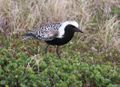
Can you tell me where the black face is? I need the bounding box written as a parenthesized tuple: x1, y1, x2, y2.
(65, 24, 83, 33)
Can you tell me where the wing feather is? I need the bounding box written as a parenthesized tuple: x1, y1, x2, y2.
(25, 23, 61, 41)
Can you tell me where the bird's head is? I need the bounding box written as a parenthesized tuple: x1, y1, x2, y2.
(58, 21, 83, 38)
(64, 21, 83, 33)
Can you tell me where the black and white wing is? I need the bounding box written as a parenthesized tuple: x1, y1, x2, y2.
(23, 23, 61, 41)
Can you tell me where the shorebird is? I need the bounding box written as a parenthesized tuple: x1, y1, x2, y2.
(23, 21, 83, 58)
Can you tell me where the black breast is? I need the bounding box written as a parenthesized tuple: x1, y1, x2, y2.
(46, 25, 75, 46)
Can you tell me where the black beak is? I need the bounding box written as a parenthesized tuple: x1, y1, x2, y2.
(74, 28, 83, 33)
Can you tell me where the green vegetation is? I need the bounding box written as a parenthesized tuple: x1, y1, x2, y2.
(0, 33, 120, 87)
(0, 49, 120, 87)
(0, 0, 120, 87)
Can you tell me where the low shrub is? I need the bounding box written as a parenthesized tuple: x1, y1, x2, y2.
(0, 49, 120, 87)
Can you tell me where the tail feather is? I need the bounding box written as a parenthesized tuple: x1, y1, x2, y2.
(22, 32, 34, 41)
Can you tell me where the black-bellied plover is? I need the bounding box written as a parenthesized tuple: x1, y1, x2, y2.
(23, 21, 83, 58)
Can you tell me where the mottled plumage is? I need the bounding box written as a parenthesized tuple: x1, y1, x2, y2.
(23, 21, 83, 58)
(23, 23, 61, 41)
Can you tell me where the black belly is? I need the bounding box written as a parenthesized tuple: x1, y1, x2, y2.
(45, 38, 71, 46)
(46, 33, 74, 46)
(45, 27, 75, 46)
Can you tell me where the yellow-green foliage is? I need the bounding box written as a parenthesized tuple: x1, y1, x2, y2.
(0, 48, 120, 87)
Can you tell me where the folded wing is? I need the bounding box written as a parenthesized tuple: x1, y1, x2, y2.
(23, 23, 61, 41)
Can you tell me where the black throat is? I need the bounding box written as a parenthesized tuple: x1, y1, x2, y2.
(46, 25, 76, 46)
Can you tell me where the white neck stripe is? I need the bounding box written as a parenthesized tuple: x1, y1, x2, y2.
(57, 21, 79, 38)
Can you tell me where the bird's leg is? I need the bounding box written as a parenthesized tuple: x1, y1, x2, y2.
(56, 46, 61, 58)
(44, 45, 49, 54)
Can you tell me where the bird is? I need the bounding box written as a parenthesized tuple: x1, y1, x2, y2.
(23, 21, 83, 58)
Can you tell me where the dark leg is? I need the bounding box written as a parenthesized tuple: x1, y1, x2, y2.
(45, 45, 49, 54)
(56, 46, 61, 58)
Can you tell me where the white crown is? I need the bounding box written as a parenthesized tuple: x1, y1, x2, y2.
(62, 21, 79, 28)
